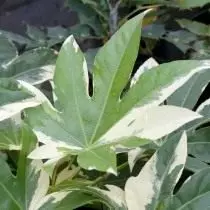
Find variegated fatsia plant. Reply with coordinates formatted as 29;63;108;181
0;9;210;210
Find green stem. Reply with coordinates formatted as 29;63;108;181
51;163;59;186
92;161;129;186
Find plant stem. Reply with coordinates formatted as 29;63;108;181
91;161;129;186
51;162;59;186
106;0;123;35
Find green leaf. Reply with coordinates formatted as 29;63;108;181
25;11;210;173
0;116;22;150
0;35;17;65
85;186;127;210
125;132;187;210
166;168;210;209
14;65;55;86
26;25;46;43
188;127;210;163
168;69;210;109
185;156;209;173
77;146;117;174
99;105;201;143
37;191;98;210
0;48;56;82
66;0;104;36
0;124;50;210
0;30;31;45
26;11;150;171
173;0;210;9
197;98;210;118
177;19;210;37
46;26;69;47
0;79;41;121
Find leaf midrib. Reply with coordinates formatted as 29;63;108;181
71;63;88;146
89;26;139;144
177;190;210;210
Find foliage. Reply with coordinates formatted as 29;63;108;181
0;8;210;210
65;0;210;61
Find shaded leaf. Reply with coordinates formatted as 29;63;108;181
0;35;17;65
185;156;209;172
166;168;210;209
177;19;210;37
168;69;210;109
1;48;56;79
188;142;210;163
0;79;40;121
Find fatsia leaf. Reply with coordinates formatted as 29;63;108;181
0;124;93;210
196;98;210;118
168;69;210;109
98;105;201;144
0;35;17;65
26;11;150;171
0;48;56;85
136;0;210;9
25;10;210;173
165;168;210;209
185;156;209;173
0;116;22;150
0;79;41;121
37;191;98;210
177;19;210;37
172;0;210;8
84;186;127;210
130;57;159;87
0;30;31;45
188;127;210;163
128;147;147;172
26;25;46;43
14;65;55;86
0;124;50;210
125;132;187;210
77;146;117;174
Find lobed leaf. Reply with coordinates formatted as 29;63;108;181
25;10;210;173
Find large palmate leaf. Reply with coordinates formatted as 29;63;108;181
125;132;187;210
25;10;210;173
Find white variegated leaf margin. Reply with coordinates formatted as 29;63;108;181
98;105;201;144
142;60;210;108
15;65;55;85
28;160;49;210
131;57;159;87
124;132;187;210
